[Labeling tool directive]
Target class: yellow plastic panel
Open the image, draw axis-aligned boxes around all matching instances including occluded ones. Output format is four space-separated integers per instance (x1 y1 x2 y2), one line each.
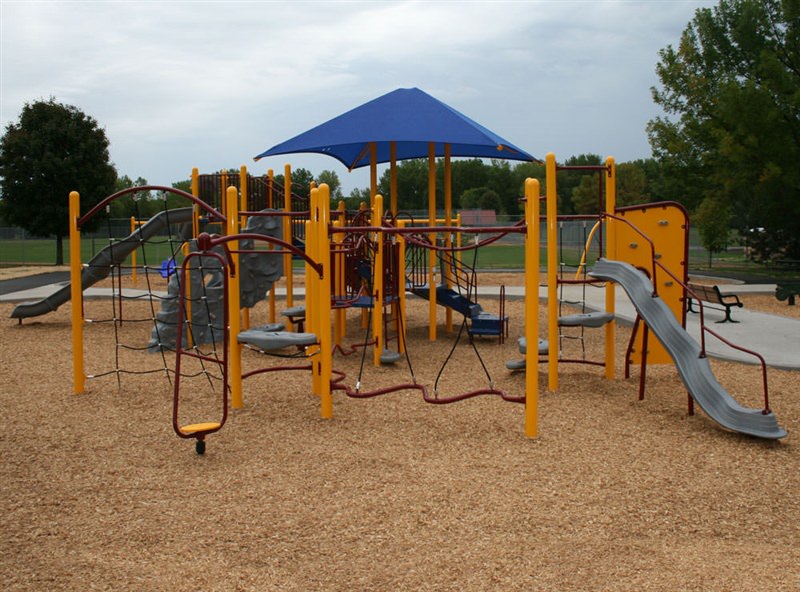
615 203 688 365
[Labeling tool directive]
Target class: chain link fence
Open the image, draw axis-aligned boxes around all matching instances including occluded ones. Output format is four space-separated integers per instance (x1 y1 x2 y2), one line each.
0 215 730 270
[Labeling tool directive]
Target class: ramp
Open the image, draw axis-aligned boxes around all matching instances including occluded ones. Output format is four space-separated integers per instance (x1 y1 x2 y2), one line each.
10 208 194 319
588 259 786 440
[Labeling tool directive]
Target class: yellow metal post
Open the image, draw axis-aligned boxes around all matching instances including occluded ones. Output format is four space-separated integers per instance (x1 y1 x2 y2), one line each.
397 219 407 354
525 178 540 438
428 142 437 341
604 156 616 379
444 144 453 333
227 187 243 409
370 142 378 209
69 191 85 394
390 141 398 215
546 153 559 391
372 194 384 366
317 184 333 419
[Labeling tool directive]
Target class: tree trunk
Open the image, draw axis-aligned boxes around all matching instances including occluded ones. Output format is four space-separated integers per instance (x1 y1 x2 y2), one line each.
56 234 64 266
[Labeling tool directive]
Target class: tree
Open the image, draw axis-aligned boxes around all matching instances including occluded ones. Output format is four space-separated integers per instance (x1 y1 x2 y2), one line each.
616 162 650 207
459 186 501 211
451 159 490 208
346 186 371 208
0 99 117 264
486 159 516 215
316 170 344 203
273 167 315 200
694 196 732 266
648 0 800 259
110 175 151 218
570 175 602 214
557 154 603 215
377 159 430 210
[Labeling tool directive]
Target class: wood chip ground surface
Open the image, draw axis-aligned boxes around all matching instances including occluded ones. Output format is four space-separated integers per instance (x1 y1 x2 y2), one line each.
1 270 798 591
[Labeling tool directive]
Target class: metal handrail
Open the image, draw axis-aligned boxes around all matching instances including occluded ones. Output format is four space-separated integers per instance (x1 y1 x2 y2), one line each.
608 221 773 415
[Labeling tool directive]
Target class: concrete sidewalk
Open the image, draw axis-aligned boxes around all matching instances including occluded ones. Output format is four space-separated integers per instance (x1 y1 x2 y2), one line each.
477 283 799 370
3 279 798 370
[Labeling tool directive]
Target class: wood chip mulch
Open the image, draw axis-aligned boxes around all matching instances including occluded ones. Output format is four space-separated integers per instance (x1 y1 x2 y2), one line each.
1 271 798 591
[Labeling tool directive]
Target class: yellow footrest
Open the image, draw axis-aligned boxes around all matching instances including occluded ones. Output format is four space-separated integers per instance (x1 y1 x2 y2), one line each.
179 422 221 435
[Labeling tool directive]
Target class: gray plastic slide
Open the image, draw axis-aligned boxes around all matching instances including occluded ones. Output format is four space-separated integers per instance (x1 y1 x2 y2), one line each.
588 258 787 440
10 208 194 319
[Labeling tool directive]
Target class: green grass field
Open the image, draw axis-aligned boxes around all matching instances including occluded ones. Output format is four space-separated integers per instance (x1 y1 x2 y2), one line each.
0 237 183 268
2 236 797 282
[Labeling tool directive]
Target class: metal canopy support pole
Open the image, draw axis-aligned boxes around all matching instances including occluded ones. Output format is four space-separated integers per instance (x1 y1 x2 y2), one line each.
428 142 437 341
390 141 398 216
372 194 384 366
444 144 453 333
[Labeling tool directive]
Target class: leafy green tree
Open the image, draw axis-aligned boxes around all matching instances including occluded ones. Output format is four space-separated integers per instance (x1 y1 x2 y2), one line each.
616 162 650 207
110 175 151 218
511 161 545 199
557 154 603 215
570 175 602 214
163 179 194 211
274 167 315 200
648 0 800 259
459 187 483 210
0 98 117 264
377 159 430 210
486 159 516 215
694 196 732 266
316 170 344 202
346 186 371 209
451 159 490 208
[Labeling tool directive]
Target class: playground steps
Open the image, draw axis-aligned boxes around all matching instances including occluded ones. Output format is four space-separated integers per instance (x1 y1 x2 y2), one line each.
237 327 318 351
558 311 614 328
411 284 508 341
505 337 550 370
469 311 509 339
380 350 402 364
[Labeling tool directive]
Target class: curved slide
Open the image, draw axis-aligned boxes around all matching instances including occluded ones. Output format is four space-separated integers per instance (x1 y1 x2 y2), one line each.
588 259 787 440
10 208 194 320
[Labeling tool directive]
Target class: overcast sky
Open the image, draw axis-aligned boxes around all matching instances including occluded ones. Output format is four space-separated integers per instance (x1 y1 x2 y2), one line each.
1 0 714 194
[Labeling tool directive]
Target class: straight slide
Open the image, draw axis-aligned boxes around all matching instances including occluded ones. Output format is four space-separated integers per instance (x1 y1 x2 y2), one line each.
10 208 194 320
588 259 786 440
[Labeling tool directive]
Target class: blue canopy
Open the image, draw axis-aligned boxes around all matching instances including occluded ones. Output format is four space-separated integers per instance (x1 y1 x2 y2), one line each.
254 87 538 170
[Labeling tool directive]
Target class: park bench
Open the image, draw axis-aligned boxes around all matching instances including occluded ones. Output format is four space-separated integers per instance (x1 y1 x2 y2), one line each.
686 282 743 323
776 281 800 306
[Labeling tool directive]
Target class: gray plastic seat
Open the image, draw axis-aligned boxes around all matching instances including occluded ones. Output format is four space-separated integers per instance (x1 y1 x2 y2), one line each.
558 312 614 328
238 329 317 351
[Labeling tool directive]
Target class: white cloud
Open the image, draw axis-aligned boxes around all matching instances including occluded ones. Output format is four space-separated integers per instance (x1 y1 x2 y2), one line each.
1 0 715 190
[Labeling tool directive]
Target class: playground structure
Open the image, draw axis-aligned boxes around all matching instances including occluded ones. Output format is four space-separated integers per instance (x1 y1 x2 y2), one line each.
11 152 787 451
